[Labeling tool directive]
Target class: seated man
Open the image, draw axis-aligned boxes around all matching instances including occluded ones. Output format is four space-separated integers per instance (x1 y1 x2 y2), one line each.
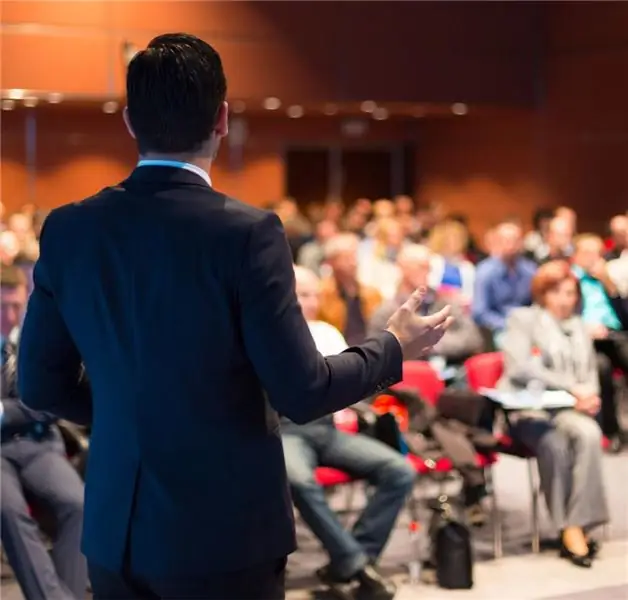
1 265 87 600
472 221 537 348
283 266 415 600
368 244 484 373
318 233 383 346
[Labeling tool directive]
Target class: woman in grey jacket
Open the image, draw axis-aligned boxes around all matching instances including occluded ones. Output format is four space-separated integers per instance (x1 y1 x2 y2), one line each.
498 260 609 568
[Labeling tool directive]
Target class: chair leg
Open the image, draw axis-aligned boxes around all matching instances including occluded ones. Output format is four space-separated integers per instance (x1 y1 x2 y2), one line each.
528 459 541 553
486 466 503 559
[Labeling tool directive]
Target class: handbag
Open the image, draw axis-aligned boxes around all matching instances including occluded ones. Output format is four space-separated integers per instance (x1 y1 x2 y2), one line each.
429 496 474 589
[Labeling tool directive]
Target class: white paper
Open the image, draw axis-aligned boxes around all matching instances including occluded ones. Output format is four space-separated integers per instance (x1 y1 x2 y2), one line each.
479 388 576 410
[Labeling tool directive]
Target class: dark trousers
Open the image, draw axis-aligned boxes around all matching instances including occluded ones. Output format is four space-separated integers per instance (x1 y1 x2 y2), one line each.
595 331 628 437
88 557 287 600
0 428 87 600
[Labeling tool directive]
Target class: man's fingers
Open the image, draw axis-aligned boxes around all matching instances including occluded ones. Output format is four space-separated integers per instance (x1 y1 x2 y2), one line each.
402 287 427 314
422 305 452 328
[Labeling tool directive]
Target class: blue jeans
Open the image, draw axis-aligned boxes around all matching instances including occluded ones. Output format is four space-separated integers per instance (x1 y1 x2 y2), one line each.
282 428 415 579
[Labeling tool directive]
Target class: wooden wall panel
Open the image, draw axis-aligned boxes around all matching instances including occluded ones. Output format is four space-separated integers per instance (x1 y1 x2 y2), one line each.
1 1 107 27
1 111 30 205
1 1 540 105
109 1 278 39
1 33 110 93
541 3 628 231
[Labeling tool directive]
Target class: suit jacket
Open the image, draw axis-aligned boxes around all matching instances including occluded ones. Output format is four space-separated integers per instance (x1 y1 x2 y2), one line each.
17 166 402 578
498 305 599 396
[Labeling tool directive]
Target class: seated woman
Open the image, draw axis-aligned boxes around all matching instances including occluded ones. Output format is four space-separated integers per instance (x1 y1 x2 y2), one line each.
498 260 609 568
427 219 476 302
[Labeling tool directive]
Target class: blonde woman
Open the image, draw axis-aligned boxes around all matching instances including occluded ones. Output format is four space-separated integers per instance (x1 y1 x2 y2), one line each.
428 219 475 300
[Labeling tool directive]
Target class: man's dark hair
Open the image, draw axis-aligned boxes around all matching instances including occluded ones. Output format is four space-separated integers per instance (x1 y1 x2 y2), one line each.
532 207 555 231
0 265 27 289
126 33 227 155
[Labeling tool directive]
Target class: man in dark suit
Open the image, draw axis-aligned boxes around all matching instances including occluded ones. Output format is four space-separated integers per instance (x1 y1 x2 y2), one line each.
1 266 87 600
17 34 451 600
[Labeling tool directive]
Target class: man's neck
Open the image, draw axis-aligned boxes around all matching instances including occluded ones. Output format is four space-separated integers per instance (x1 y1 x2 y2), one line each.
139 152 212 175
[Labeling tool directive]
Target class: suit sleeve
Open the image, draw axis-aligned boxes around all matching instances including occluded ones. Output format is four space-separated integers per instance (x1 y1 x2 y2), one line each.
17 212 93 425
238 213 402 424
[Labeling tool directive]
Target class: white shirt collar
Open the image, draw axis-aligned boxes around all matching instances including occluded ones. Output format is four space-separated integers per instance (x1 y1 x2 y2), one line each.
136 159 211 187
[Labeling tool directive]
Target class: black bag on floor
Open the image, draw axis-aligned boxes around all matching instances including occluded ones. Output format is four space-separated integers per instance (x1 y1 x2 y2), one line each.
429 497 474 590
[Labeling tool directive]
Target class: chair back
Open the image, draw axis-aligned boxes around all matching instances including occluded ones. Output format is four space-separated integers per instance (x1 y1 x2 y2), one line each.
394 360 444 406
464 352 504 392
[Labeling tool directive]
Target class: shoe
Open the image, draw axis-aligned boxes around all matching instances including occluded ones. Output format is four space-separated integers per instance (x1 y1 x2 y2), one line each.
316 566 355 600
559 542 592 568
354 565 396 600
587 539 599 558
317 565 396 600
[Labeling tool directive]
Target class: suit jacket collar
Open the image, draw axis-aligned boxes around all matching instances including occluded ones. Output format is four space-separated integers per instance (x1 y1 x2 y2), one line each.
124 166 212 190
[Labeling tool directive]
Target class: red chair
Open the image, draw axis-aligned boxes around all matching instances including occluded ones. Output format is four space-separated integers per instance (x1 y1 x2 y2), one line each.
394 360 444 405
464 352 504 397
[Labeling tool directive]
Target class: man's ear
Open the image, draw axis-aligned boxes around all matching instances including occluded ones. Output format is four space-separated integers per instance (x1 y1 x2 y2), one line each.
214 101 229 138
122 107 136 140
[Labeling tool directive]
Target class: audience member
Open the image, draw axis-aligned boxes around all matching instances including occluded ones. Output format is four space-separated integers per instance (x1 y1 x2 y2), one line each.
472 222 537 348
0 230 20 266
283 266 413 600
448 213 487 264
369 244 483 368
297 219 339 275
273 197 312 259
529 216 574 264
607 224 628 297
571 234 628 449
499 261 609 568
427 219 476 300
524 207 555 258
358 218 406 299
319 234 382 344
411 201 443 243
555 206 578 235
7 212 39 264
1 266 87 599
606 214 628 261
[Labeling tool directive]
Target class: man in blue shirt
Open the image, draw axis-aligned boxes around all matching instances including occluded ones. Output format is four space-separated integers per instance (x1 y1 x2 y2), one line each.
571 234 628 448
1 265 87 600
472 222 537 347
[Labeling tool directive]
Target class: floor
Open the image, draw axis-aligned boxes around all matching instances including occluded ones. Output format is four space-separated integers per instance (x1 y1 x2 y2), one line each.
2 442 628 599
283 450 628 600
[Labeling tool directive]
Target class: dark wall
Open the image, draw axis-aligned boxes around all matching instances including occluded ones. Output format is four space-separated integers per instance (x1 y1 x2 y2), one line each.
1 1 542 105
